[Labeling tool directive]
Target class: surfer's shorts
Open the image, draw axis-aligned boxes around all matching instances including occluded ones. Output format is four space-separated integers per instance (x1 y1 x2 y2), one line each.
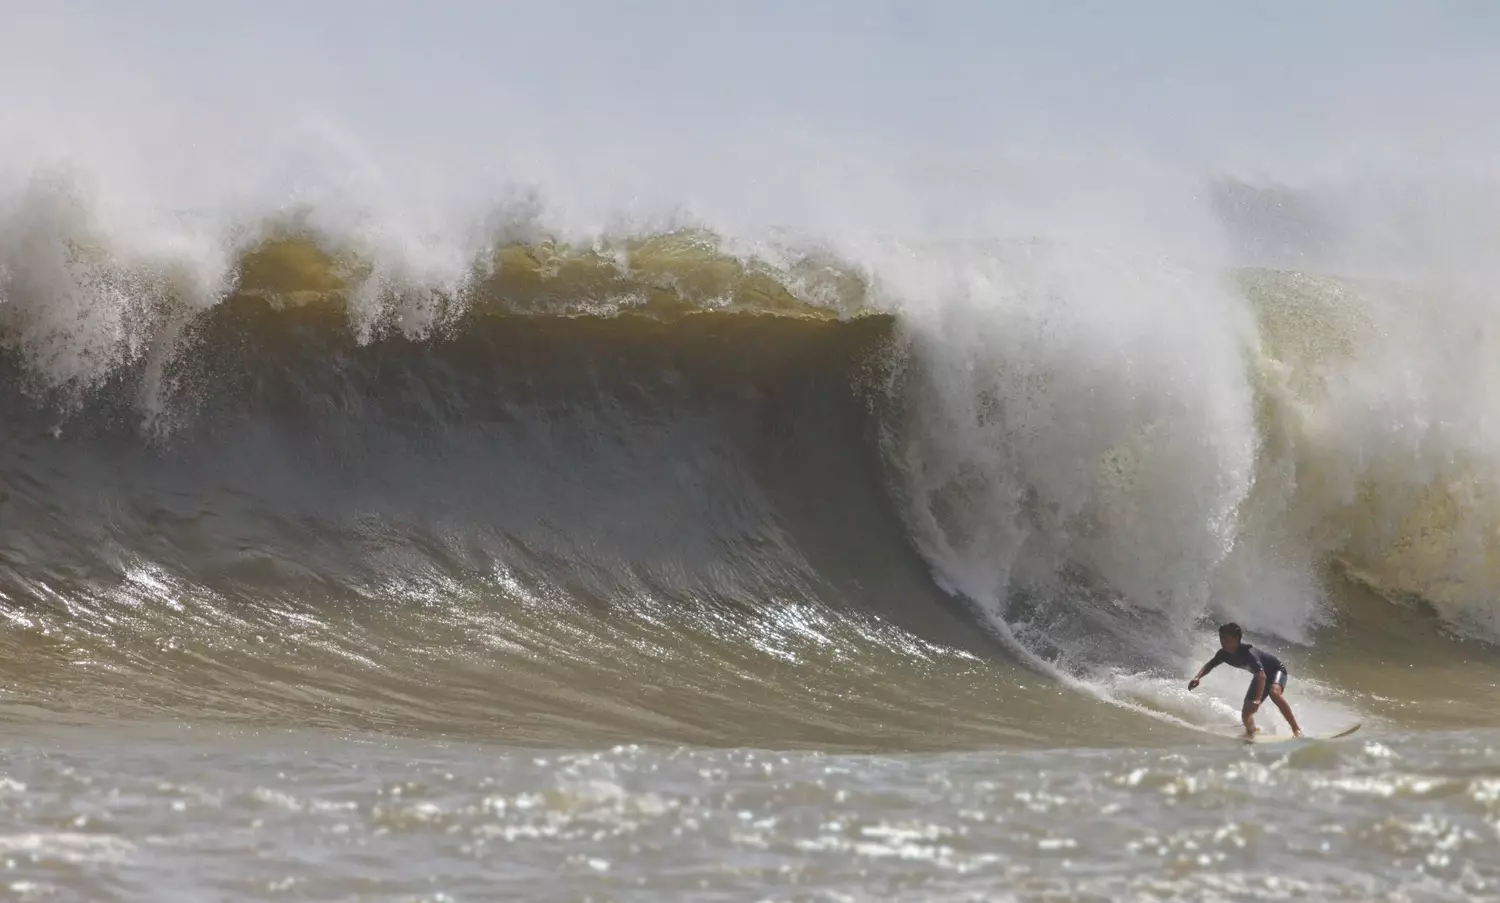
1244 669 1288 707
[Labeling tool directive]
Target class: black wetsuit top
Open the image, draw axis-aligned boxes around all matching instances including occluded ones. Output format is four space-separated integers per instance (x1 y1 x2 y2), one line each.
1202 643 1284 678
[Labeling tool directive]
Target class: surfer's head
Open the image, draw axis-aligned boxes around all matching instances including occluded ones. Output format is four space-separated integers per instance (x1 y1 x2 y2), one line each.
1218 622 1243 651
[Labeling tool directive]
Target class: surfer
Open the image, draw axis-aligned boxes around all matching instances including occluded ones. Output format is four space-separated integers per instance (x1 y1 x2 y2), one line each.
1187 623 1302 739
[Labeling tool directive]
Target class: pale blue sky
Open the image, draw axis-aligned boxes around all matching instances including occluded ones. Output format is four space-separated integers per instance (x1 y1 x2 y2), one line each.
5 2 1499 263
27 1 1500 158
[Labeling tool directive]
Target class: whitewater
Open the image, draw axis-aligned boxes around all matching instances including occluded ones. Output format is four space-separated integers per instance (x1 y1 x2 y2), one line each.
3 3 1500 901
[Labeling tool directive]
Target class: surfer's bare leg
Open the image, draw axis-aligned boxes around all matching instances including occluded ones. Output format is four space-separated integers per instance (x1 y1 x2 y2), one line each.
1241 704 1258 738
1267 684 1301 736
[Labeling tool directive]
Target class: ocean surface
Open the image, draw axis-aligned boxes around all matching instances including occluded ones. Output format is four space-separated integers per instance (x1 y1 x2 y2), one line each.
6 6 1500 899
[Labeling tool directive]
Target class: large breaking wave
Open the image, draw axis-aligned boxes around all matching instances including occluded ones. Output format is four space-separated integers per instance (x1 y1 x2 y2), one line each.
2 161 1499 746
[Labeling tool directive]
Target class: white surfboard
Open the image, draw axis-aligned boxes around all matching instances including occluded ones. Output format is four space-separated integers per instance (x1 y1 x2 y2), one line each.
1235 722 1362 744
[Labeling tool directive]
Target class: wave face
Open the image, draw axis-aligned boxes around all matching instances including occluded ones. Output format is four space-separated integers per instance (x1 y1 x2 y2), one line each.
879 246 1500 707
3 173 1500 746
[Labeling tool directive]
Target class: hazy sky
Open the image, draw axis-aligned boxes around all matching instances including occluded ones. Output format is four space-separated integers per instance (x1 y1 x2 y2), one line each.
18 2 1500 157
5 2 1499 261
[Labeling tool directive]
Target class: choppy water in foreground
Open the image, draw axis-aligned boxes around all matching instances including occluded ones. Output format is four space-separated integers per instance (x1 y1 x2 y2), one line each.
1 718 1496 902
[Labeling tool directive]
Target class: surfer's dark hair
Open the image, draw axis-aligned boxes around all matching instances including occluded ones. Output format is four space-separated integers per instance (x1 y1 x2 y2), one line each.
1218 622 1243 640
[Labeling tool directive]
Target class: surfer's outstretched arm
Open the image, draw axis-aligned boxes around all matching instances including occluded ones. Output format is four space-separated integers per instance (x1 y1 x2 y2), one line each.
1186 651 1225 690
